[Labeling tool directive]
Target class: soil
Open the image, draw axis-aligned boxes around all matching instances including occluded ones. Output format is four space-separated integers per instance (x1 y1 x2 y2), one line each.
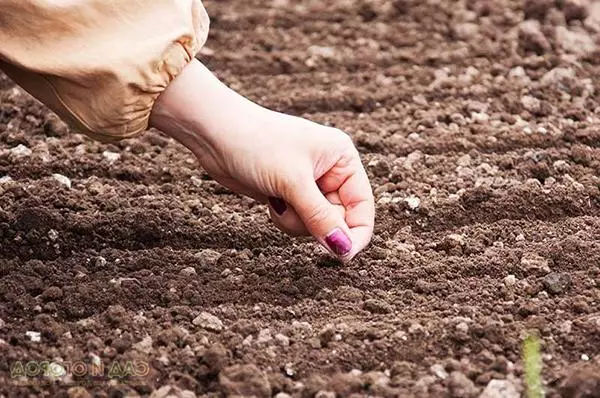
2 0 600 397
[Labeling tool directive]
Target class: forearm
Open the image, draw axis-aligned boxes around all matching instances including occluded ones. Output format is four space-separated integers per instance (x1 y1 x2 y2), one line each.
149 59 267 159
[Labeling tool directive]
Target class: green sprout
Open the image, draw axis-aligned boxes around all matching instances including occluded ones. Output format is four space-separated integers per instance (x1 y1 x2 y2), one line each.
522 333 544 398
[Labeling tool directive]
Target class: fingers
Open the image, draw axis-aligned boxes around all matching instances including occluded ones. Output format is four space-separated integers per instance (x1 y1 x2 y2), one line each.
336 162 375 256
283 177 355 260
268 193 345 237
316 153 375 258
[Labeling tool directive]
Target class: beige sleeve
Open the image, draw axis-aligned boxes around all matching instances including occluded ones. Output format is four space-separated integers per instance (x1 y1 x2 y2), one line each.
0 0 209 142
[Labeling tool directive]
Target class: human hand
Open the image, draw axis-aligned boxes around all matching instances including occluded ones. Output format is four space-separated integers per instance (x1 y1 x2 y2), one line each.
151 60 374 260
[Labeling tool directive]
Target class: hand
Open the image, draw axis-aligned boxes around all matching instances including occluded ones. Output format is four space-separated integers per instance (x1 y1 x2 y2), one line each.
150 60 375 260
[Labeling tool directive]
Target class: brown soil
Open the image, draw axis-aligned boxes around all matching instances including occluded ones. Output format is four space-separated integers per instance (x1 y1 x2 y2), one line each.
2 0 600 397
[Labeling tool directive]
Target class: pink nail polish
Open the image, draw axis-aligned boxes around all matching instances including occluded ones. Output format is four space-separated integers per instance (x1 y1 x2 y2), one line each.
325 228 352 256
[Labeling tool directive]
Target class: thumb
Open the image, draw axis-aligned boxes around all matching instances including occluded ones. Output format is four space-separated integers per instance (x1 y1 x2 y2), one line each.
285 177 353 259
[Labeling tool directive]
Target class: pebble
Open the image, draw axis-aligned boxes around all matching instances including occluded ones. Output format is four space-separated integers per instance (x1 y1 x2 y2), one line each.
194 249 222 267
480 379 520 398
448 371 478 397
521 95 541 114
274 394 292 398
542 272 572 295
150 385 196 398
518 20 550 53
179 267 197 277
10 144 32 158
308 45 336 59
453 22 479 40
219 364 271 398
315 391 336 398
192 312 224 332
363 299 393 314
504 275 517 287
132 335 153 354
26 331 41 342
50 173 72 189
256 328 273 344
405 195 421 210
520 253 551 275
540 67 575 88
430 364 449 380
102 150 121 163
47 229 59 241
274 333 290 346
67 387 93 398
555 26 596 56
581 354 590 361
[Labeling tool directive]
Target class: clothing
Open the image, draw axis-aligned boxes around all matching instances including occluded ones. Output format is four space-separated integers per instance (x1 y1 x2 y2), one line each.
0 0 209 142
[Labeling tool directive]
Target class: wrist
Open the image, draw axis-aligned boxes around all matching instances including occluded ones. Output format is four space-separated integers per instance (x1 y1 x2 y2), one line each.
149 59 261 158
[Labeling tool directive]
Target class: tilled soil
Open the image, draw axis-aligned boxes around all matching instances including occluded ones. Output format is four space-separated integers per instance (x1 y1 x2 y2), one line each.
2 0 600 397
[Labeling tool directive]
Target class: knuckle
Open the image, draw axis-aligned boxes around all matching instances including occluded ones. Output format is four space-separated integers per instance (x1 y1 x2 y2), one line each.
303 202 331 230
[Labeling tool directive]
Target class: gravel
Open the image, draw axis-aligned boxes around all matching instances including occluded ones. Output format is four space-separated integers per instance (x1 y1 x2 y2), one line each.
192 312 224 332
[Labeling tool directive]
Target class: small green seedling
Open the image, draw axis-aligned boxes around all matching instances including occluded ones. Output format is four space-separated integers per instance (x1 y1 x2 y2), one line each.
522 334 544 398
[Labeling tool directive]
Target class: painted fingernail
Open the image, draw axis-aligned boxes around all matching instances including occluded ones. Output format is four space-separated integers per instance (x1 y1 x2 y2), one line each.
268 197 287 215
325 228 352 257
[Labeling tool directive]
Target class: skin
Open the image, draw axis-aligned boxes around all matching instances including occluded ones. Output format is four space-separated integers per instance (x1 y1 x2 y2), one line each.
149 59 375 261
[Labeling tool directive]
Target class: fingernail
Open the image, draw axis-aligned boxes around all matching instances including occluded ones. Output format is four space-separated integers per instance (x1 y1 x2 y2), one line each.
268 197 287 215
325 228 352 257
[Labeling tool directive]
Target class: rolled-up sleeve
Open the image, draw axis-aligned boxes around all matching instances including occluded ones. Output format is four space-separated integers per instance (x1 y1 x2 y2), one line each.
0 0 210 142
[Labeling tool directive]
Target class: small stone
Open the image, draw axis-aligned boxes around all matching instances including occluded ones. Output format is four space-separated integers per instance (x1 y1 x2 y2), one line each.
67 387 93 398
319 324 336 346
480 379 520 398
26 331 41 342
363 299 393 314
504 275 517 287
448 371 478 397
542 272 572 295
274 393 292 398
520 253 551 275
274 333 290 346
405 195 421 210
456 322 470 334
540 67 576 89
192 312 223 332
219 364 271 398
471 112 489 123
308 45 337 59
47 229 59 241
431 364 449 380
194 249 222 267
150 385 196 398
555 26 596 56
10 144 32 158
453 22 479 40
315 391 336 398
102 151 121 163
256 328 273 344
179 267 197 277
581 354 590 361
132 335 153 354
221 268 232 277
52 174 71 189
521 95 541 114
519 20 550 54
